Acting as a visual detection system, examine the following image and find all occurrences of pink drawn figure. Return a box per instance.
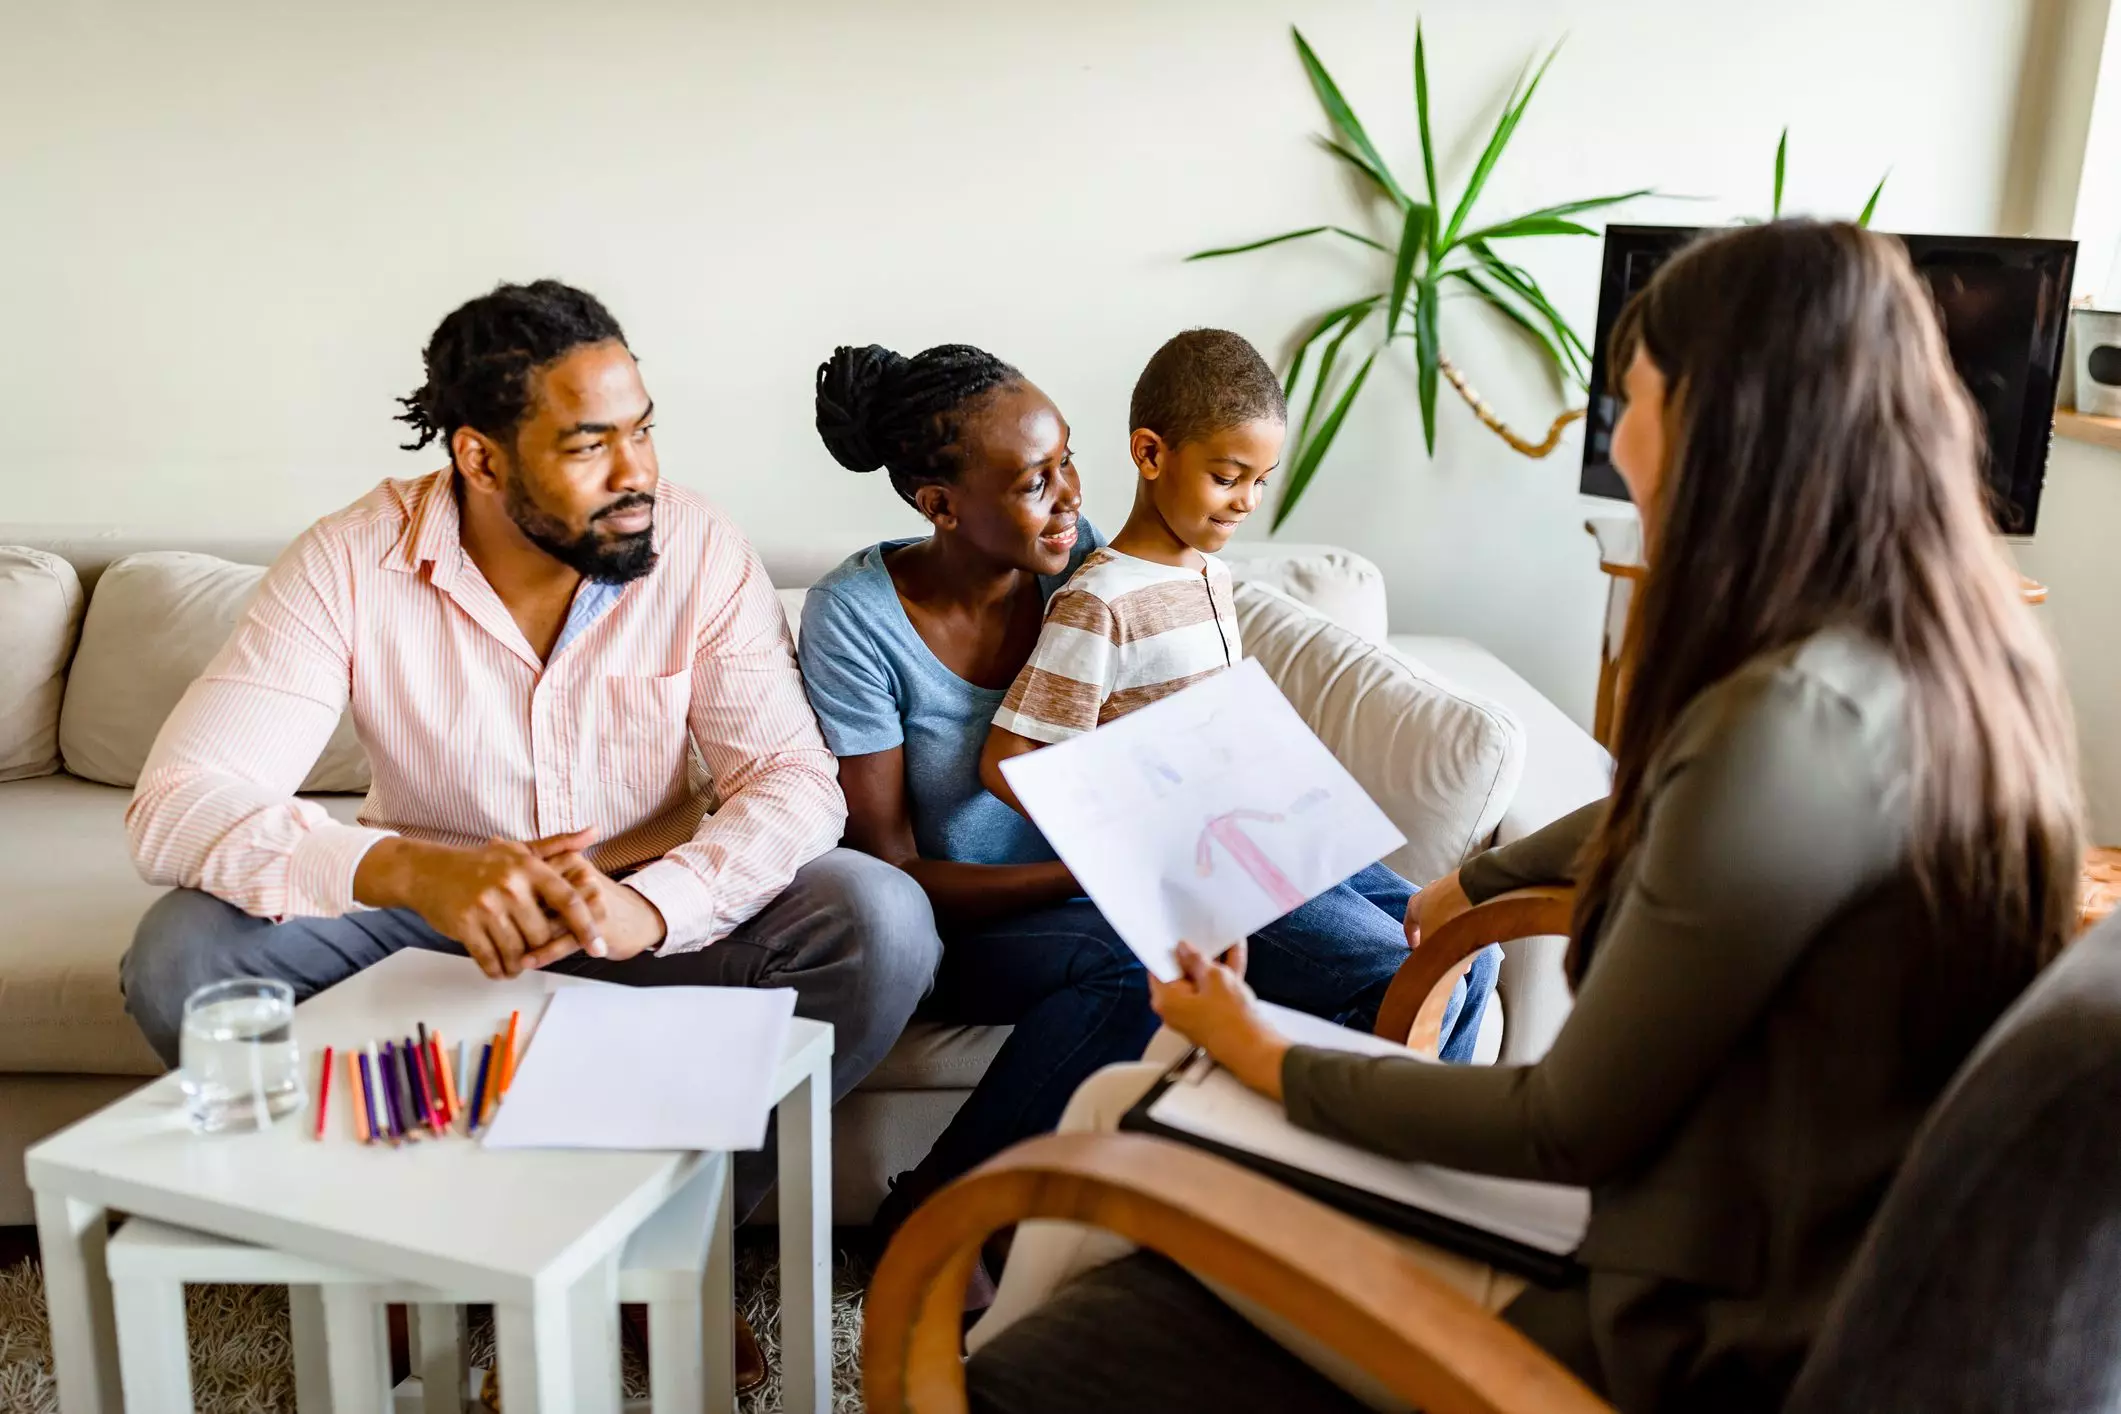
[1196,808,1308,914]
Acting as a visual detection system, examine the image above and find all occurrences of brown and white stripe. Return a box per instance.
[125,471,845,954]
[993,548,1241,744]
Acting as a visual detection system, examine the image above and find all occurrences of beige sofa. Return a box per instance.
[0,525,1610,1226]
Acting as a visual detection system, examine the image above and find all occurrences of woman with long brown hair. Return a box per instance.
[959,220,2084,1413]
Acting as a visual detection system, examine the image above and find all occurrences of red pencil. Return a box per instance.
[499,1010,522,1095]
[314,1046,334,1141]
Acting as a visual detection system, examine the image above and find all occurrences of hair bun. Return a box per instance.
[816,344,908,473]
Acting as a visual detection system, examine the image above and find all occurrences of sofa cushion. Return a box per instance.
[0,547,84,782]
[59,552,370,793]
[1223,543,1390,643]
[1387,635,1611,848]
[0,774,363,1075]
[1239,583,1523,884]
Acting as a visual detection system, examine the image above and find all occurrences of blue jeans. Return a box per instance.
[1248,863,1501,1064]
[887,900,1159,1216]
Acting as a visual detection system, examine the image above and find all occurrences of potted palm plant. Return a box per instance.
[1193,24,1649,529]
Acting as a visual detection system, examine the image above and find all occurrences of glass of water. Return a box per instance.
[179,977,304,1134]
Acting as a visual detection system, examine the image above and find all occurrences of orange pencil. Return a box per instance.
[347,1050,370,1144]
[433,1029,461,1125]
[314,1046,334,1141]
[499,1010,522,1095]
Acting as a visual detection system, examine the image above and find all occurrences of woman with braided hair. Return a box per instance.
[801,345,1151,1286]
[801,343,1425,1287]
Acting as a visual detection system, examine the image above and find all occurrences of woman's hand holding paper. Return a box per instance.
[1149,940,1291,1102]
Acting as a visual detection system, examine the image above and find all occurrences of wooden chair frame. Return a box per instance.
[863,886,1608,1414]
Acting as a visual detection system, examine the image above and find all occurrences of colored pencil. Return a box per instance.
[470,1041,494,1133]
[433,1029,460,1125]
[414,1023,442,1129]
[313,1046,334,1141]
[367,1043,391,1142]
[486,1027,507,1122]
[457,1040,472,1131]
[499,1010,522,1095]
[405,1033,435,1134]
[348,1051,371,1144]
[381,1041,406,1140]
[393,1041,422,1142]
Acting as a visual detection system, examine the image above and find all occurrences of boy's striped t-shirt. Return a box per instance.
[993,547,1241,745]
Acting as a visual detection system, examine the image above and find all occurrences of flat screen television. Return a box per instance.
[1578,225,2076,535]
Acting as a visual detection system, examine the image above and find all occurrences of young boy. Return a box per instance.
[979,328,1272,774]
[977,328,1500,1055]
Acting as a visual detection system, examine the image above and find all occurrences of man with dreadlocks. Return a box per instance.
[121,281,937,1389]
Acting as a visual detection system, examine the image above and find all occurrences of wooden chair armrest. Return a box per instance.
[864,1131,1608,1414]
[1376,885,1577,1050]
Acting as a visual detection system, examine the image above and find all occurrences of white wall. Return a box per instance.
[2016,441,2121,840]
[3,0,2037,726]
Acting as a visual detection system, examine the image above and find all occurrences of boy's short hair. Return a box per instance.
[1129,328,1287,447]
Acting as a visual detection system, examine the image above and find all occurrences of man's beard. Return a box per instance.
[505,479,659,585]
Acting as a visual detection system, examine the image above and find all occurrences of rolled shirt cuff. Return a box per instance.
[625,859,717,955]
[285,823,396,918]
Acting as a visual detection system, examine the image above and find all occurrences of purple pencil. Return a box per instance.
[381,1041,407,1140]
[469,1041,494,1134]
[356,1050,382,1144]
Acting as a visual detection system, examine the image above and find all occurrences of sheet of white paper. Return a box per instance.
[1150,1014,1589,1256]
[480,986,797,1152]
[1000,659,1407,979]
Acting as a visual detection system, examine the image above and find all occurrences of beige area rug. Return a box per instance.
[0,1235,868,1412]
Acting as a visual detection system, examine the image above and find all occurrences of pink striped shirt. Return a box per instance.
[127,471,845,953]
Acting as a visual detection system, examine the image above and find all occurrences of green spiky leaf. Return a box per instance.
[1414,23,1440,218]
[1444,268,1578,390]
[1455,215,1597,243]
[1857,170,1888,228]
[1298,302,1376,449]
[1293,28,1412,210]
[1465,242,1589,379]
[1773,127,1788,220]
[1314,137,1405,203]
[1282,295,1384,405]
[1441,41,1562,249]
[1274,350,1380,530]
[1414,274,1441,454]
[1187,226,1390,260]
[1386,205,1434,338]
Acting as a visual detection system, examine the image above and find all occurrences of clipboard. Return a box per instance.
[1119,1050,1588,1288]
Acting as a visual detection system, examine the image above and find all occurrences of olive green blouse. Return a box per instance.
[1280,627,2036,1412]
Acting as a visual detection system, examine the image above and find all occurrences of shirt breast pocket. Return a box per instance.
[599,671,694,794]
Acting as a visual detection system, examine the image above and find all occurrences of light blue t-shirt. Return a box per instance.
[799,526,1103,866]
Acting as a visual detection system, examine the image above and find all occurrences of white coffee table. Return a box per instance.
[26,950,836,1414]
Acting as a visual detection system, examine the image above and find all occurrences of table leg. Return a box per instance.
[570,1256,621,1413]
[318,1284,392,1414]
[414,1303,468,1414]
[703,1152,737,1414]
[778,1058,831,1414]
[109,1267,193,1414]
[494,1282,579,1414]
[35,1189,120,1414]
[287,1287,335,1414]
